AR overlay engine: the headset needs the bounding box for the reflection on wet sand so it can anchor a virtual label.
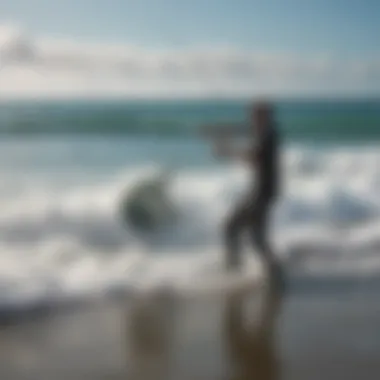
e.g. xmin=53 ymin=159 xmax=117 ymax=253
xmin=125 ymin=288 xmax=178 ymax=380
xmin=125 ymin=283 xmax=283 ymax=380
xmin=223 ymin=287 xmax=284 ymax=380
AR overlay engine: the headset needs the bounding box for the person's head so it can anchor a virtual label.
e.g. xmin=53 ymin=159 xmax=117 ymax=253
xmin=249 ymin=100 xmax=274 ymax=135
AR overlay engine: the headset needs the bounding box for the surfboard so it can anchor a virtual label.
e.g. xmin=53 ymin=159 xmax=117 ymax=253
xmin=119 ymin=169 xmax=177 ymax=233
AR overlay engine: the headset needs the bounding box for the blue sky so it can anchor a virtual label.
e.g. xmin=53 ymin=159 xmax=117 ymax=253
xmin=0 ymin=0 xmax=379 ymax=98
xmin=0 ymin=0 xmax=378 ymax=55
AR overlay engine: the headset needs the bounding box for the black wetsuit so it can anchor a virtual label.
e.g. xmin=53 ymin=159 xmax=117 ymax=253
xmin=224 ymin=124 xmax=279 ymax=270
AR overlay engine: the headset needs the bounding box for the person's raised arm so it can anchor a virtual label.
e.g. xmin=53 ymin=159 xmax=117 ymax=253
xmin=211 ymin=136 xmax=259 ymax=167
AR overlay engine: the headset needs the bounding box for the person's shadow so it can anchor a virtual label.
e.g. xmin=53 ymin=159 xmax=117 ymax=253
xmin=223 ymin=286 xmax=284 ymax=380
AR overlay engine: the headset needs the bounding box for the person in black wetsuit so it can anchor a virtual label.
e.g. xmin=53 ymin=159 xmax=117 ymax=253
xmin=206 ymin=101 xmax=283 ymax=288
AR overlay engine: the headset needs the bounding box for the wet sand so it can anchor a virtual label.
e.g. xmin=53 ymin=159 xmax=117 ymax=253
xmin=0 ymin=278 xmax=380 ymax=380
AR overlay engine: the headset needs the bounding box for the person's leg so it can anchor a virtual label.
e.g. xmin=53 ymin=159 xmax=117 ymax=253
xmin=223 ymin=204 xmax=249 ymax=270
xmin=249 ymin=199 xmax=285 ymax=290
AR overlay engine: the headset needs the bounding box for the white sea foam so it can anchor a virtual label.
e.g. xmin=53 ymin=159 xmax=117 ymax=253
xmin=0 ymin=145 xmax=380 ymax=313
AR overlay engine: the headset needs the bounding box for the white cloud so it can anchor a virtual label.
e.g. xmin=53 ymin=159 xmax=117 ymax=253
xmin=0 ymin=23 xmax=379 ymax=98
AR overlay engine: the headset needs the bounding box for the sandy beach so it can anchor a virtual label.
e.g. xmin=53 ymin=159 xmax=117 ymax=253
xmin=0 ymin=275 xmax=379 ymax=380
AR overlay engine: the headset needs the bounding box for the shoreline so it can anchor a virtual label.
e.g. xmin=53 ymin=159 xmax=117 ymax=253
xmin=0 ymin=277 xmax=379 ymax=380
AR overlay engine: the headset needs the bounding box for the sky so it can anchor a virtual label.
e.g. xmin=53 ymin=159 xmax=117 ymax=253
xmin=0 ymin=0 xmax=379 ymax=98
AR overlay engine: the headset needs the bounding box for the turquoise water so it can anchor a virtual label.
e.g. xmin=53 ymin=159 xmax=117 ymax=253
xmin=1 ymin=99 xmax=379 ymax=143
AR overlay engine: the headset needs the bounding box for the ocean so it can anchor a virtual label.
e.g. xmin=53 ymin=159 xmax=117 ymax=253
xmin=1 ymin=98 xmax=380 ymax=316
